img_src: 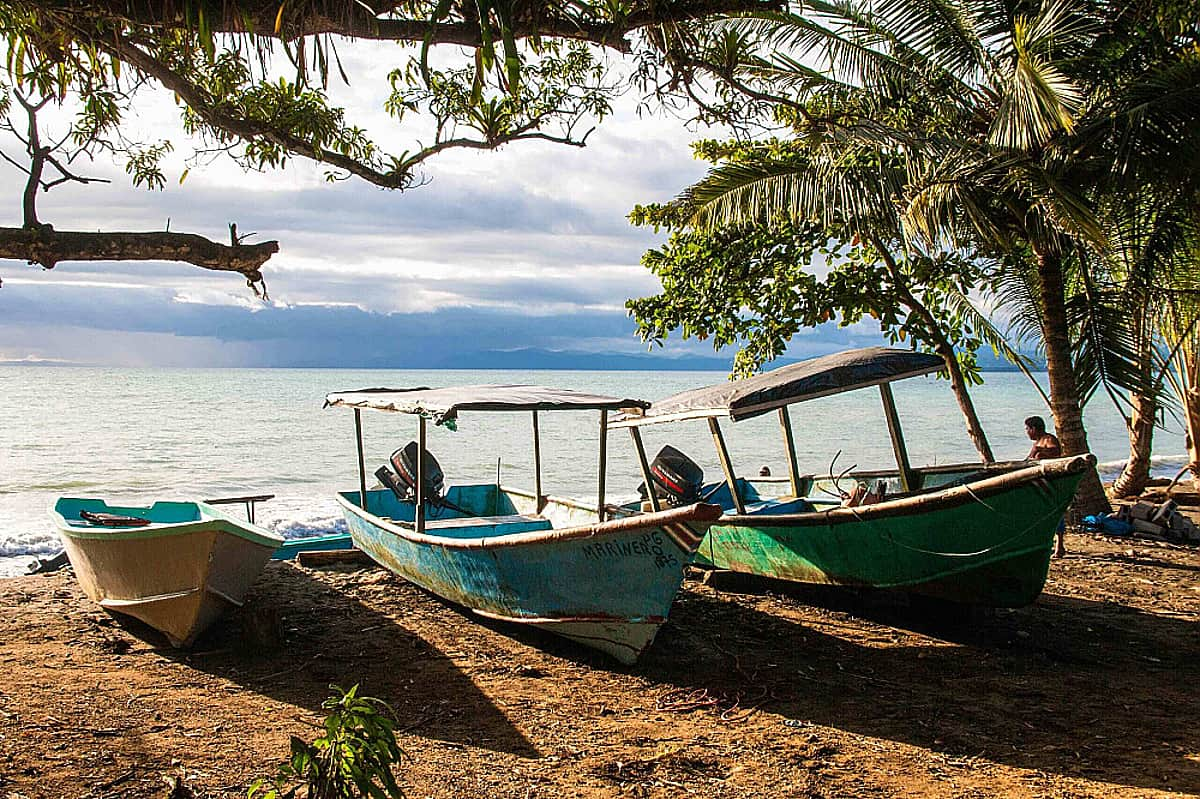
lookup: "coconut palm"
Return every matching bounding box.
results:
[1098,192,1200,496]
[668,0,1200,518]
[1158,253,1200,492]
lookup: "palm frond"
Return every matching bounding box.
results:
[683,151,906,234]
[942,286,1051,407]
[873,0,995,80]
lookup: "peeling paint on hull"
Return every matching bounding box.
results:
[338,491,712,663]
[697,463,1088,607]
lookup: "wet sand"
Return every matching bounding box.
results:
[1,529,1198,798]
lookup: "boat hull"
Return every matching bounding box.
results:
[53,500,282,646]
[272,532,355,560]
[338,491,716,663]
[695,456,1093,607]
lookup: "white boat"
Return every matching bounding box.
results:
[51,498,284,646]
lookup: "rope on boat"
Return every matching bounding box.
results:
[962,484,999,513]
[844,503,1065,559]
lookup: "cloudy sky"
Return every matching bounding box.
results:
[0,41,886,368]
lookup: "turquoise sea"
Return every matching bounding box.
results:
[0,366,1189,576]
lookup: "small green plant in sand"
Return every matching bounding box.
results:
[249,684,405,799]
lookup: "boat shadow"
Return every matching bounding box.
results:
[145,562,539,758]
[641,576,1200,794]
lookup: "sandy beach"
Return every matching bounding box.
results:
[1,527,1198,799]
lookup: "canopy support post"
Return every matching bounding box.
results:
[597,410,608,522]
[709,417,745,514]
[416,415,426,534]
[532,410,544,513]
[630,427,660,513]
[354,409,368,513]
[879,383,914,492]
[778,407,802,498]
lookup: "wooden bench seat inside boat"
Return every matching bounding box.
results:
[376,513,554,537]
[425,513,548,530]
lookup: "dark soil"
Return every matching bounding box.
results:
[2,529,1198,798]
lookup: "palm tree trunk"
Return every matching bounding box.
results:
[871,237,994,462]
[1113,308,1156,499]
[1111,391,1156,498]
[935,342,995,463]
[1184,372,1200,491]
[1033,246,1111,526]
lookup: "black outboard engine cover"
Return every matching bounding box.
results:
[375,465,408,501]
[392,441,445,503]
[638,445,704,507]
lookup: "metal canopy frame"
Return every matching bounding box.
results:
[348,406,613,535]
[608,348,944,431]
[605,367,968,508]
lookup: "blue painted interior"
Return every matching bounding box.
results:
[54,498,202,526]
[339,485,553,539]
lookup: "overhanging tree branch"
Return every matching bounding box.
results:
[26,0,782,50]
[89,28,416,188]
[0,227,279,284]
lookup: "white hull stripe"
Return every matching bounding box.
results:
[663,522,704,554]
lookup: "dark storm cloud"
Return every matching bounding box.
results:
[0,280,890,368]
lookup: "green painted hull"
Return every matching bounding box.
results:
[695,457,1091,607]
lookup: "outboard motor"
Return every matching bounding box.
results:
[392,441,445,503]
[638,445,704,507]
[374,465,409,502]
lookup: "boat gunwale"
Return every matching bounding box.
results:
[336,491,719,551]
[720,455,1094,528]
[471,607,668,625]
[50,500,284,547]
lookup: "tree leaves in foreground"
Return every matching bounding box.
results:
[631,0,1200,517]
[249,684,405,799]
[627,146,1006,463]
[0,0,779,281]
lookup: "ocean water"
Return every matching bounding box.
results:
[0,366,1189,576]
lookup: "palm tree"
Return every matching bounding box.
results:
[1159,259,1200,491]
[1100,193,1200,497]
[667,145,1001,462]
[667,0,1200,518]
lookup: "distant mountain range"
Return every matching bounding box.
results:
[423,347,1040,372]
[1,347,1041,371]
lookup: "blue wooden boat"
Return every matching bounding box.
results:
[326,385,722,664]
[51,498,283,646]
[194,495,358,561]
[272,532,355,560]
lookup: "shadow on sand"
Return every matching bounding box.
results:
[635,572,1200,794]
[102,561,1197,790]
[122,562,538,758]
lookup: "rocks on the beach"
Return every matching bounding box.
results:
[1115,498,1200,542]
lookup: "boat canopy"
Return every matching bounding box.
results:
[325,384,649,426]
[612,347,944,427]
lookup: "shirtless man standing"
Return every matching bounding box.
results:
[1025,415,1062,460]
[1025,415,1066,557]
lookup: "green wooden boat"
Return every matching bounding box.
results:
[611,348,1095,606]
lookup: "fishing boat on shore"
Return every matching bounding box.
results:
[50,498,283,646]
[325,385,722,663]
[272,532,355,560]
[610,347,1094,606]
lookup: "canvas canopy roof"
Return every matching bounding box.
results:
[325,384,649,426]
[613,347,944,427]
